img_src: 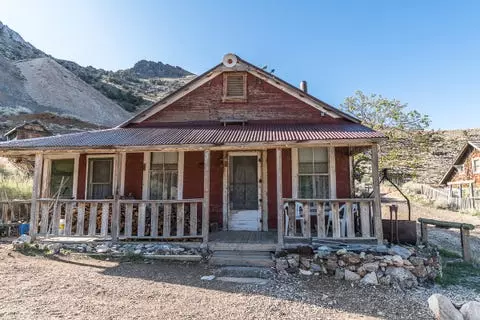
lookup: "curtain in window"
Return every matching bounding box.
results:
[298,148,329,199]
[87,158,113,199]
[149,152,178,200]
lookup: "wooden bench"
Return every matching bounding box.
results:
[418,218,475,262]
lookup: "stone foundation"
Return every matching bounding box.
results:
[274,244,442,289]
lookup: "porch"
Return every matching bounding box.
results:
[2,143,383,248]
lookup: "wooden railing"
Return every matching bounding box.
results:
[282,198,376,240]
[0,200,31,224]
[32,198,204,240]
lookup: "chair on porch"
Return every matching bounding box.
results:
[283,202,305,236]
[324,203,358,237]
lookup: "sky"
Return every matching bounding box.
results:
[1,0,479,130]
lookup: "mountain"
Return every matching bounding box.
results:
[0,21,194,133]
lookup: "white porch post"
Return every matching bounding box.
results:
[202,150,211,243]
[328,146,337,198]
[371,144,384,244]
[276,148,284,249]
[111,152,124,241]
[30,153,43,240]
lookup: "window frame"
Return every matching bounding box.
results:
[292,147,336,200]
[85,155,117,200]
[41,154,79,199]
[142,151,184,200]
[222,72,247,102]
[149,152,179,200]
[472,158,480,174]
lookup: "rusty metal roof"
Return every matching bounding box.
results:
[0,124,385,150]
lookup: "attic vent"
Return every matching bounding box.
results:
[223,72,247,102]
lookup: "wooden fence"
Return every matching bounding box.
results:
[419,184,480,211]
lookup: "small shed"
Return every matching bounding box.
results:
[4,121,51,141]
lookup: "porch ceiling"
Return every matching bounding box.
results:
[0,123,385,152]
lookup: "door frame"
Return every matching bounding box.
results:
[222,151,262,231]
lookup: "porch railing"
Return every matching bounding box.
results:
[282,198,376,240]
[0,200,31,224]
[32,198,204,240]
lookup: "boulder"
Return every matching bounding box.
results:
[287,258,299,268]
[385,267,418,288]
[326,259,338,272]
[363,261,380,273]
[389,245,412,259]
[411,264,428,278]
[392,255,404,267]
[360,272,378,286]
[334,268,345,280]
[344,269,361,281]
[428,294,463,320]
[378,275,391,286]
[336,248,347,255]
[460,301,480,320]
[356,266,367,277]
[276,258,289,272]
[344,253,361,264]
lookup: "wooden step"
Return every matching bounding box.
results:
[210,250,274,267]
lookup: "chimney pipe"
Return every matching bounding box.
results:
[300,80,308,93]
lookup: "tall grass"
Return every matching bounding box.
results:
[0,158,32,200]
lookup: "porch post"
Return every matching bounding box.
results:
[328,146,337,198]
[202,150,211,243]
[30,153,43,240]
[276,148,284,249]
[371,144,384,244]
[111,152,123,241]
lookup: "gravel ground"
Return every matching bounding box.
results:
[0,244,433,320]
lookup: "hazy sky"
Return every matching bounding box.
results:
[1,0,479,129]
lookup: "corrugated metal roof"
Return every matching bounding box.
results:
[0,124,385,150]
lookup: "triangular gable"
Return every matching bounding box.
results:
[119,54,360,127]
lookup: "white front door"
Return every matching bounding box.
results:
[227,153,261,231]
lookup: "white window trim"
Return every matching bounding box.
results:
[291,147,336,199]
[85,154,118,200]
[142,151,184,200]
[41,154,79,199]
[473,158,480,174]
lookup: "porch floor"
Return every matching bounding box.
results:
[209,231,277,244]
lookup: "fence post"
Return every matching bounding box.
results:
[460,227,472,262]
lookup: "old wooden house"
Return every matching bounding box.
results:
[4,121,51,141]
[440,141,480,198]
[0,54,385,250]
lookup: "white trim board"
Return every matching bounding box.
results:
[84,154,118,200]
[41,153,80,199]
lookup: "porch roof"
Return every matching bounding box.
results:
[0,123,385,151]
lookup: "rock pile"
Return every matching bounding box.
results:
[428,294,480,320]
[35,242,205,257]
[274,244,442,289]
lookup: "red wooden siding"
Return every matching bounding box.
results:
[124,153,144,199]
[183,151,204,198]
[335,147,351,198]
[76,154,86,199]
[210,151,224,228]
[267,149,277,229]
[133,73,349,126]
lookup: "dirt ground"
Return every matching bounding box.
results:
[0,244,434,320]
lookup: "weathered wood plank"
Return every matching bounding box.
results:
[64,203,73,236]
[460,228,472,262]
[360,202,371,238]
[288,202,295,236]
[163,203,171,237]
[100,203,110,237]
[51,203,60,235]
[177,203,185,237]
[417,218,475,230]
[332,202,340,238]
[39,202,49,234]
[76,203,85,236]
[303,202,311,238]
[125,203,133,237]
[345,202,355,238]
[88,203,98,236]
[138,203,146,237]
[202,150,210,242]
[30,153,43,238]
[189,203,197,236]
[276,148,284,247]
[316,202,325,238]
[150,203,159,237]
[371,145,383,244]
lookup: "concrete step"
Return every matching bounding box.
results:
[210,250,274,267]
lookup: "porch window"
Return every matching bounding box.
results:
[87,158,113,199]
[149,152,178,200]
[298,148,329,198]
[50,159,74,198]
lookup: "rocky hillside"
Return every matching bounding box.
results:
[0,20,194,132]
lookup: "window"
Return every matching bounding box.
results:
[50,159,74,198]
[149,152,178,200]
[298,148,329,198]
[473,159,480,174]
[87,158,113,199]
[223,73,247,102]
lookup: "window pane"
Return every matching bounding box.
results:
[50,159,74,198]
[91,159,112,183]
[149,152,178,200]
[298,175,329,199]
[299,148,328,174]
[87,158,113,199]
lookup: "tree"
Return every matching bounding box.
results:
[340,91,433,189]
